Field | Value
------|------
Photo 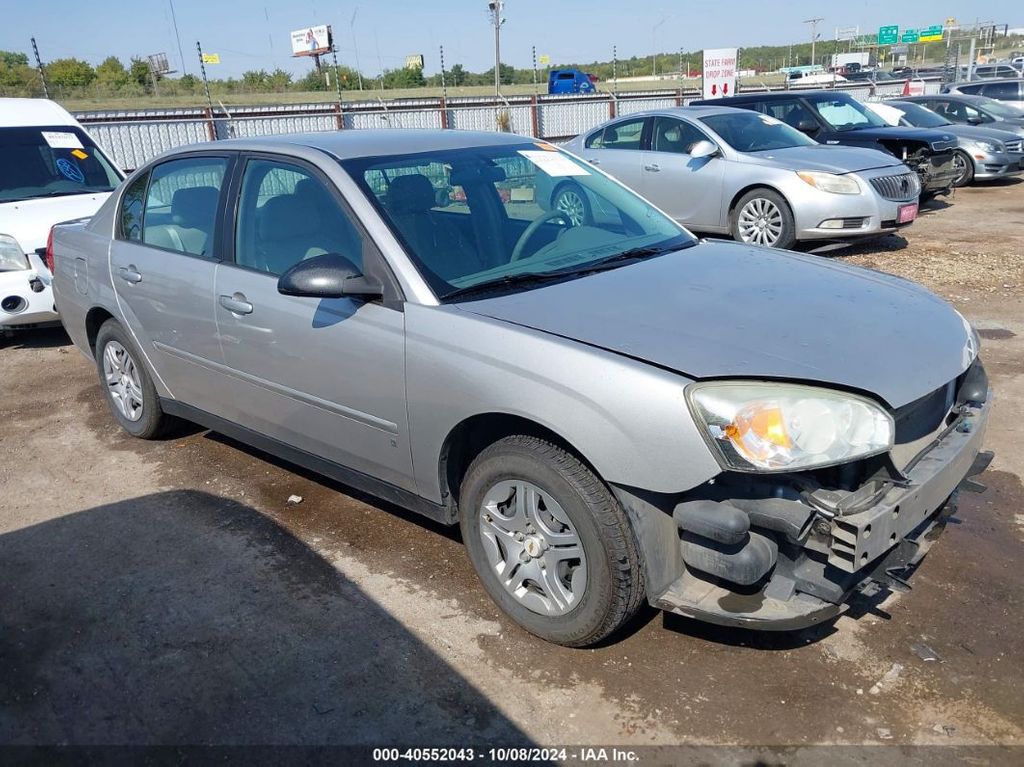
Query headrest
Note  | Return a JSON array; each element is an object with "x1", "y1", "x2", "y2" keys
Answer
[
  {"x1": 171, "y1": 186, "x2": 219, "y2": 229},
  {"x1": 604, "y1": 126, "x2": 618, "y2": 142},
  {"x1": 385, "y1": 174, "x2": 436, "y2": 214},
  {"x1": 258, "y1": 195, "x2": 322, "y2": 240}
]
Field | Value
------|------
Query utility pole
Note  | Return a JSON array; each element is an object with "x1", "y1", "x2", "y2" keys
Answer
[
  {"x1": 168, "y1": 0, "x2": 187, "y2": 74},
  {"x1": 350, "y1": 8, "x2": 364, "y2": 91},
  {"x1": 30, "y1": 36, "x2": 48, "y2": 99},
  {"x1": 804, "y1": 17, "x2": 824, "y2": 67},
  {"x1": 651, "y1": 15, "x2": 667, "y2": 77},
  {"x1": 488, "y1": 1, "x2": 505, "y2": 96}
]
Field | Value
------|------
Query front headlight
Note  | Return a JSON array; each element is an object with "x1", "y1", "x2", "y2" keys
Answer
[
  {"x1": 0, "y1": 234, "x2": 30, "y2": 272},
  {"x1": 687, "y1": 382, "x2": 894, "y2": 472},
  {"x1": 963, "y1": 139, "x2": 1002, "y2": 153},
  {"x1": 796, "y1": 170, "x2": 861, "y2": 195}
]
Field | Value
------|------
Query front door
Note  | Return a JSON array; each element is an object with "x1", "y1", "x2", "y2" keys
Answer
[
  {"x1": 108, "y1": 154, "x2": 231, "y2": 412},
  {"x1": 641, "y1": 116, "x2": 726, "y2": 229},
  {"x1": 213, "y1": 155, "x2": 413, "y2": 489},
  {"x1": 579, "y1": 116, "x2": 648, "y2": 193}
]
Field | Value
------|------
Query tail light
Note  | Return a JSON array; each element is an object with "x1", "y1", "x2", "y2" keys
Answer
[{"x1": 45, "y1": 226, "x2": 55, "y2": 274}]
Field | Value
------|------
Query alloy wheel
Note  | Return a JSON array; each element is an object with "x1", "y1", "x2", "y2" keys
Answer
[
  {"x1": 102, "y1": 340, "x2": 144, "y2": 422},
  {"x1": 478, "y1": 479, "x2": 587, "y2": 616},
  {"x1": 737, "y1": 197, "x2": 784, "y2": 247},
  {"x1": 951, "y1": 152, "x2": 971, "y2": 186},
  {"x1": 554, "y1": 189, "x2": 587, "y2": 227}
]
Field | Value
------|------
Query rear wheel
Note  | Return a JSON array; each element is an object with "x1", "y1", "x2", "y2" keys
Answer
[
  {"x1": 459, "y1": 435, "x2": 645, "y2": 647},
  {"x1": 951, "y1": 149, "x2": 975, "y2": 187},
  {"x1": 94, "y1": 319, "x2": 170, "y2": 439},
  {"x1": 731, "y1": 188, "x2": 796, "y2": 249}
]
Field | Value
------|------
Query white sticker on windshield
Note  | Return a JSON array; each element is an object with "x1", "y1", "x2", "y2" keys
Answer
[
  {"x1": 518, "y1": 150, "x2": 589, "y2": 177},
  {"x1": 41, "y1": 131, "x2": 84, "y2": 149}
]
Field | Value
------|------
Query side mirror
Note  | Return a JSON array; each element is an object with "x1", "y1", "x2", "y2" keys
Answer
[
  {"x1": 795, "y1": 118, "x2": 819, "y2": 134},
  {"x1": 689, "y1": 140, "x2": 719, "y2": 159},
  {"x1": 277, "y1": 253, "x2": 383, "y2": 300}
]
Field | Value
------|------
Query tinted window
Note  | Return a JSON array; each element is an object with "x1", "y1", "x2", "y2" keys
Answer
[
  {"x1": 0, "y1": 126, "x2": 122, "y2": 203},
  {"x1": 806, "y1": 94, "x2": 887, "y2": 130},
  {"x1": 981, "y1": 82, "x2": 1021, "y2": 100},
  {"x1": 650, "y1": 117, "x2": 710, "y2": 154},
  {"x1": 585, "y1": 117, "x2": 645, "y2": 150},
  {"x1": 119, "y1": 172, "x2": 149, "y2": 241},
  {"x1": 888, "y1": 102, "x2": 950, "y2": 129},
  {"x1": 142, "y1": 157, "x2": 227, "y2": 258},
  {"x1": 955, "y1": 82, "x2": 984, "y2": 95},
  {"x1": 342, "y1": 143, "x2": 690, "y2": 300},
  {"x1": 751, "y1": 99, "x2": 817, "y2": 130},
  {"x1": 234, "y1": 158, "x2": 363, "y2": 276}
]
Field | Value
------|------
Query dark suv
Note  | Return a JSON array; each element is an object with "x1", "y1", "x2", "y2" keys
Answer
[{"x1": 692, "y1": 90, "x2": 959, "y2": 198}]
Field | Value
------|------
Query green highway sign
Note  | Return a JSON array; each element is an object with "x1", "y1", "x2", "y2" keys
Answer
[
  {"x1": 901, "y1": 29, "x2": 920, "y2": 43},
  {"x1": 919, "y1": 25, "x2": 944, "y2": 42},
  {"x1": 878, "y1": 25, "x2": 899, "y2": 45}
]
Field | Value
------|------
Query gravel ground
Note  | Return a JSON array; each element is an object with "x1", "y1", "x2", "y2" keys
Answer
[{"x1": 0, "y1": 179, "x2": 1022, "y2": 761}]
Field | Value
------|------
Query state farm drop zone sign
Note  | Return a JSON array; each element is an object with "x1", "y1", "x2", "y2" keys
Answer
[{"x1": 702, "y1": 48, "x2": 738, "y2": 99}]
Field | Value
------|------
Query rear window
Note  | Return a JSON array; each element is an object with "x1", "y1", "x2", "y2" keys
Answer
[{"x1": 0, "y1": 126, "x2": 122, "y2": 203}]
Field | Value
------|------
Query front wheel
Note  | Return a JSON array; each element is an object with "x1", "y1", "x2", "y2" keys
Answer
[
  {"x1": 459, "y1": 436, "x2": 645, "y2": 647},
  {"x1": 951, "y1": 150, "x2": 975, "y2": 187},
  {"x1": 551, "y1": 183, "x2": 592, "y2": 227},
  {"x1": 731, "y1": 188, "x2": 796, "y2": 249}
]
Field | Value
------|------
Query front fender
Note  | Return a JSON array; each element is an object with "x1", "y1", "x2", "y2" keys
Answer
[{"x1": 404, "y1": 303, "x2": 722, "y2": 503}]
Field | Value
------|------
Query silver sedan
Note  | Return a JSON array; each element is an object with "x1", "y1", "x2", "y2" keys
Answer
[{"x1": 558, "y1": 106, "x2": 921, "y2": 249}]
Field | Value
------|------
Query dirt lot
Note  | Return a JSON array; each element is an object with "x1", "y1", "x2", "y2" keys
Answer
[{"x1": 1, "y1": 180, "x2": 1022, "y2": 759}]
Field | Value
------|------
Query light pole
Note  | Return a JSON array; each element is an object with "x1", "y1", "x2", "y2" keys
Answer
[
  {"x1": 488, "y1": 1, "x2": 505, "y2": 96},
  {"x1": 651, "y1": 15, "x2": 667, "y2": 77},
  {"x1": 804, "y1": 17, "x2": 824, "y2": 67},
  {"x1": 350, "y1": 7, "x2": 364, "y2": 91}
]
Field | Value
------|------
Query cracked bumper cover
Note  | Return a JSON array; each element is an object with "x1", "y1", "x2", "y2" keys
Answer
[{"x1": 652, "y1": 396, "x2": 991, "y2": 631}]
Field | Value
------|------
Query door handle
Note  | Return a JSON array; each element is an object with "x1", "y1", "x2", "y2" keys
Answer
[
  {"x1": 118, "y1": 265, "x2": 142, "y2": 284},
  {"x1": 644, "y1": 164, "x2": 661, "y2": 172},
  {"x1": 218, "y1": 293, "x2": 254, "y2": 315}
]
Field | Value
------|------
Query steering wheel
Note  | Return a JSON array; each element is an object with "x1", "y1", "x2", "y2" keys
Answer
[{"x1": 510, "y1": 210, "x2": 571, "y2": 262}]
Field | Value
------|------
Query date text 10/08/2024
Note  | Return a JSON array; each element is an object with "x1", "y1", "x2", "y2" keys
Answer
[{"x1": 372, "y1": 747, "x2": 640, "y2": 762}]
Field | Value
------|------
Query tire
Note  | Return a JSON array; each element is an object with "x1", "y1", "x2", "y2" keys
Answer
[
  {"x1": 551, "y1": 182, "x2": 592, "y2": 227},
  {"x1": 459, "y1": 435, "x2": 645, "y2": 647},
  {"x1": 730, "y1": 188, "x2": 797, "y2": 250},
  {"x1": 951, "y1": 149, "x2": 975, "y2": 187},
  {"x1": 94, "y1": 319, "x2": 170, "y2": 439}
]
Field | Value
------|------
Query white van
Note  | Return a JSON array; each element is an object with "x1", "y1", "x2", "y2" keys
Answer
[{"x1": 1, "y1": 99, "x2": 123, "y2": 330}]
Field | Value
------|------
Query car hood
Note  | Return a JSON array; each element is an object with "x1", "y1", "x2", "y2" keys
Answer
[
  {"x1": 744, "y1": 144, "x2": 902, "y2": 174},
  {"x1": 460, "y1": 241, "x2": 974, "y2": 409},
  {"x1": 945, "y1": 123, "x2": 1024, "y2": 144},
  {"x1": 831, "y1": 125, "x2": 958, "y2": 146},
  {"x1": 0, "y1": 192, "x2": 111, "y2": 253}
]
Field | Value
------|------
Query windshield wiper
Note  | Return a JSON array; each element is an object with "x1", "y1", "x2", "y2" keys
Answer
[{"x1": 442, "y1": 270, "x2": 577, "y2": 302}]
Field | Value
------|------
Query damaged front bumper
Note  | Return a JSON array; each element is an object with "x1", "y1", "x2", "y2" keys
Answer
[{"x1": 648, "y1": 379, "x2": 992, "y2": 632}]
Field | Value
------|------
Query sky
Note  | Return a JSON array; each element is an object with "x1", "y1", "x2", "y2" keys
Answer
[{"x1": 1, "y1": 0, "x2": 1021, "y2": 79}]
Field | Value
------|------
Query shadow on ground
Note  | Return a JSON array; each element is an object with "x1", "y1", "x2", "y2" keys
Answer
[{"x1": 0, "y1": 490, "x2": 529, "y2": 746}]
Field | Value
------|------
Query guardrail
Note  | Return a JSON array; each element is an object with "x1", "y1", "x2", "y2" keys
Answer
[{"x1": 75, "y1": 79, "x2": 942, "y2": 171}]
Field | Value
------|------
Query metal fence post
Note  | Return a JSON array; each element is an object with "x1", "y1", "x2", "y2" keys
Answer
[{"x1": 530, "y1": 95, "x2": 539, "y2": 138}]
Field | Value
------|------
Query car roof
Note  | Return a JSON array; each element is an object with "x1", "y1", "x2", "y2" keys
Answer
[
  {"x1": 160, "y1": 129, "x2": 534, "y2": 161},
  {"x1": 692, "y1": 90, "x2": 844, "y2": 104},
  {"x1": 950, "y1": 78, "x2": 1023, "y2": 86},
  {"x1": 0, "y1": 98, "x2": 79, "y2": 128},
  {"x1": 608, "y1": 105, "x2": 761, "y2": 120}
]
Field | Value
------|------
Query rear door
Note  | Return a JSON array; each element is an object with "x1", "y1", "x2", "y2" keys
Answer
[
  {"x1": 640, "y1": 115, "x2": 726, "y2": 229},
  {"x1": 577, "y1": 116, "x2": 649, "y2": 192},
  {"x1": 213, "y1": 154, "x2": 414, "y2": 489},
  {"x1": 109, "y1": 153, "x2": 232, "y2": 411}
]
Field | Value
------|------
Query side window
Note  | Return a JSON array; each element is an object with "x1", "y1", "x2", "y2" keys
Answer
[
  {"x1": 982, "y1": 82, "x2": 1020, "y2": 100},
  {"x1": 142, "y1": 157, "x2": 227, "y2": 258},
  {"x1": 587, "y1": 118, "x2": 645, "y2": 151},
  {"x1": 119, "y1": 172, "x2": 149, "y2": 242},
  {"x1": 956, "y1": 83, "x2": 983, "y2": 95},
  {"x1": 963, "y1": 104, "x2": 991, "y2": 123},
  {"x1": 234, "y1": 158, "x2": 363, "y2": 277},
  {"x1": 651, "y1": 117, "x2": 711, "y2": 154},
  {"x1": 764, "y1": 100, "x2": 812, "y2": 128}
]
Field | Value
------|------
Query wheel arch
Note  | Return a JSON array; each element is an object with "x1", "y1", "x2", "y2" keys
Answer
[
  {"x1": 727, "y1": 183, "x2": 791, "y2": 218},
  {"x1": 85, "y1": 306, "x2": 116, "y2": 353},
  {"x1": 438, "y1": 411, "x2": 603, "y2": 519}
]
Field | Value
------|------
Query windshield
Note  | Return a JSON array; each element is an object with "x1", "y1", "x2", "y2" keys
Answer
[
  {"x1": 974, "y1": 97, "x2": 1024, "y2": 119},
  {"x1": 806, "y1": 93, "x2": 889, "y2": 131},
  {"x1": 342, "y1": 143, "x2": 692, "y2": 301},
  {"x1": 890, "y1": 101, "x2": 951, "y2": 128},
  {"x1": 0, "y1": 126, "x2": 123, "y2": 203},
  {"x1": 700, "y1": 112, "x2": 817, "y2": 152}
]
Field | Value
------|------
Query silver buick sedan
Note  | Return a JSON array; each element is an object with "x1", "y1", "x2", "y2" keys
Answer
[
  {"x1": 558, "y1": 106, "x2": 921, "y2": 248},
  {"x1": 52, "y1": 130, "x2": 990, "y2": 647}
]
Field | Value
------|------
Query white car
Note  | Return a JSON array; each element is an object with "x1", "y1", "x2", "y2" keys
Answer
[{"x1": 1, "y1": 99, "x2": 123, "y2": 330}]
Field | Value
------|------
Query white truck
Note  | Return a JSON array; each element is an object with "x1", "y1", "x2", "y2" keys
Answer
[
  {"x1": 1, "y1": 99, "x2": 122, "y2": 332},
  {"x1": 831, "y1": 52, "x2": 872, "y2": 72}
]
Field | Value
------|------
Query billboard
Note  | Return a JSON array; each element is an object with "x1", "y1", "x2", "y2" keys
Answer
[
  {"x1": 405, "y1": 54, "x2": 425, "y2": 70},
  {"x1": 702, "y1": 48, "x2": 737, "y2": 99},
  {"x1": 291, "y1": 25, "x2": 332, "y2": 57}
]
